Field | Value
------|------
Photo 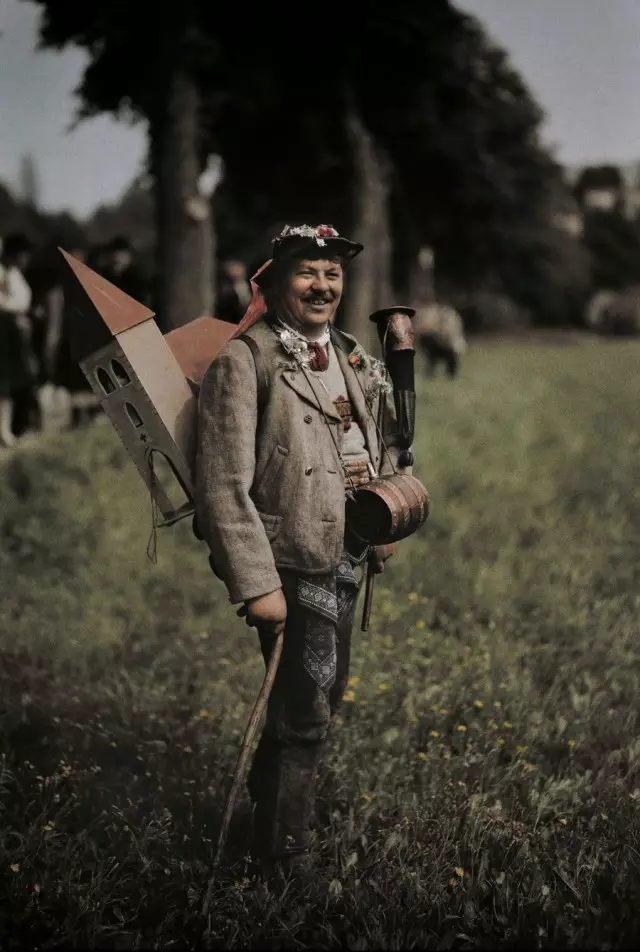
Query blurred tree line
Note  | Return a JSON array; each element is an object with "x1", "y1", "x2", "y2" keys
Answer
[{"x1": 13, "y1": 0, "x2": 640, "y2": 338}]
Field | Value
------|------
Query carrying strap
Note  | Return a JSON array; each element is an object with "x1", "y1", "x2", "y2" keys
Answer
[{"x1": 237, "y1": 333, "x2": 269, "y2": 424}]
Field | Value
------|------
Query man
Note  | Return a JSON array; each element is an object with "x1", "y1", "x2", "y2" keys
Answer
[
  {"x1": 40, "y1": 242, "x2": 102, "y2": 428},
  {"x1": 102, "y1": 236, "x2": 150, "y2": 306},
  {"x1": 195, "y1": 224, "x2": 409, "y2": 885},
  {"x1": 215, "y1": 258, "x2": 252, "y2": 324},
  {"x1": 0, "y1": 233, "x2": 36, "y2": 446}
]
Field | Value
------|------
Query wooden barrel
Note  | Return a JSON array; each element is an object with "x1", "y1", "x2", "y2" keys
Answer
[{"x1": 345, "y1": 473, "x2": 430, "y2": 545}]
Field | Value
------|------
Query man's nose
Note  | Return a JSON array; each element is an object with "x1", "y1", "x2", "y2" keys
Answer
[{"x1": 311, "y1": 275, "x2": 330, "y2": 292}]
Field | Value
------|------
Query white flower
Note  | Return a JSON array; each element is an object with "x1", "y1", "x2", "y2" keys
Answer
[
  {"x1": 274, "y1": 323, "x2": 313, "y2": 367},
  {"x1": 274, "y1": 224, "x2": 339, "y2": 248}
]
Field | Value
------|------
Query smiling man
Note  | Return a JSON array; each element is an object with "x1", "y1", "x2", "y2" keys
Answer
[{"x1": 195, "y1": 224, "x2": 408, "y2": 888}]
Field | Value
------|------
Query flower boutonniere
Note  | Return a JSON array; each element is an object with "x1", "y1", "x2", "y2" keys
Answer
[
  {"x1": 273, "y1": 323, "x2": 313, "y2": 368},
  {"x1": 346, "y1": 343, "x2": 393, "y2": 405}
]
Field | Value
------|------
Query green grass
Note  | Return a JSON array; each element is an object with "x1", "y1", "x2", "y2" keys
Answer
[{"x1": 1, "y1": 337, "x2": 639, "y2": 949}]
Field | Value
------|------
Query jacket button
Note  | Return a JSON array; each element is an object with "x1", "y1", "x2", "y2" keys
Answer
[
  {"x1": 304, "y1": 414, "x2": 313, "y2": 424},
  {"x1": 305, "y1": 466, "x2": 313, "y2": 475}
]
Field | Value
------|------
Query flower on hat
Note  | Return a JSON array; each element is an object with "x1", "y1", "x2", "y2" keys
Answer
[
  {"x1": 316, "y1": 225, "x2": 338, "y2": 238},
  {"x1": 275, "y1": 223, "x2": 340, "y2": 248}
]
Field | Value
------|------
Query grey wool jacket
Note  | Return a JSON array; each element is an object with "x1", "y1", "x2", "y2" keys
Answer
[{"x1": 194, "y1": 316, "x2": 410, "y2": 604}]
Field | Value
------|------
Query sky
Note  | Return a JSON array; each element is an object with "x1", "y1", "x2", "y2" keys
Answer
[{"x1": 1, "y1": 0, "x2": 640, "y2": 219}]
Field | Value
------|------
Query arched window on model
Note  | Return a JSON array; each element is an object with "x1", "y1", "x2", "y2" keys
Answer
[
  {"x1": 148, "y1": 449, "x2": 191, "y2": 516},
  {"x1": 111, "y1": 359, "x2": 131, "y2": 386},
  {"x1": 96, "y1": 367, "x2": 116, "y2": 394},
  {"x1": 125, "y1": 402, "x2": 144, "y2": 428}
]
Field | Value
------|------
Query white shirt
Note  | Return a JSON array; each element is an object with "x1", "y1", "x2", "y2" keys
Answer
[{"x1": 0, "y1": 264, "x2": 32, "y2": 315}]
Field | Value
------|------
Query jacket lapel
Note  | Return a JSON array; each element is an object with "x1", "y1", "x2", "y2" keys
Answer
[
  {"x1": 281, "y1": 363, "x2": 342, "y2": 423},
  {"x1": 332, "y1": 332, "x2": 380, "y2": 465}
]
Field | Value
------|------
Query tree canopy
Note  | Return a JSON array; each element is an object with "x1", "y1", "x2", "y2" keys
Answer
[{"x1": 22, "y1": 0, "x2": 589, "y2": 325}]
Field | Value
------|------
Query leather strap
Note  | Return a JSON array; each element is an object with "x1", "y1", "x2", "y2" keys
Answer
[{"x1": 237, "y1": 333, "x2": 269, "y2": 424}]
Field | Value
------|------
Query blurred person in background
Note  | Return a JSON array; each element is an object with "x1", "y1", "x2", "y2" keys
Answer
[
  {"x1": 40, "y1": 242, "x2": 102, "y2": 429},
  {"x1": 0, "y1": 233, "x2": 37, "y2": 446},
  {"x1": 102, "y1": 236, "x2": 150, "y2": 306},
  {"x1": 215, "y1": 258, "x2": 252, "y2": 324}
]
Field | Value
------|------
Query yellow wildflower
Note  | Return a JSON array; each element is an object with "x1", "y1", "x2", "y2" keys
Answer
[
  {"x1": 362, "y1": 792, "x2": 373, "y2": 802},
  {"x1": 430, "y1": 705, "x2": 440, "y2": 713},
  {"x1": 10, "y1": 863, "x2": 19, "y2": 873},
  {"x1": 455, "y1": 867, "x2": 465, "y2": 878},
  {"x1": 343, "y1": 690, "x2": 356, "y2": 702},
  {"x1": 429, "y1": 730, "x2": 440, "y2": 738},
  {"x1": 440, "y1": 708, "x2": 449, "y2": 715},
  {"x1": 568, "y1": 739, "x2": 576, "y2": 748},
  {"x1": 516, "y1": 745, "x2": 528, "y2": 754},
  {"x1": 409, "y1": 715, "x2": 419, "y2": 725},
  {"x1": 347, "y1": 677, "x2": 360, "y2": 687},
  {"x1": 488, "y1": 720, "x2": 499, "y2": 730},
  {"x1": 456, "y1": 724, "x2": 467, "y2": 733},
  {"x1": 415, "y1": 620, "x2": 426, "y2": 630},
  {"x1": 417, "y1": 752, "x2": 429, "y2": 761},
  {"x1": 378, "y1": 682, "x2": 390, "y2": 692},
  {"x1": 408, "y1": 592, "x2": 419, "y2": 603},
  {"x1": 494, "y1": 701, "x2": 502, "y2": 709},
  {"x1": 503, "y1": 721, "x2": 513, "y2": 729},
  {"x1": 443, "y1": 751, "x2": 452, "y2": 760},
  {"x1": 497, "y1": 738, "x2": 505, "y2": 747},
  {"x1": 525, "y1": 763, "x2": 537, "y2": 772},
  {"x1": 473, "y1": 700, "x2": 484, "y2": 710}
]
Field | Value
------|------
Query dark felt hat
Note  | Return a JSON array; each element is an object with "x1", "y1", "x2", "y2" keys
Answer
[{"x1": 254, "y1": 224, "x2": 363, "y2": 288}]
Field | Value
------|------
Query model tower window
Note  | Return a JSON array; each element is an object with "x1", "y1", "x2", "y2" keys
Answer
[
  {"x1": 148, "y1": 450, "x2": 191, "y2": 512},
  {"x1": 111, "y1": 359, "x2": 131, "y2": 386},
  {"x1": 96, "y1": 367, "x2": 116, "y2": 394},
  {"x1": 125, "y1": 402, "x2": 144, "y2": 428}
]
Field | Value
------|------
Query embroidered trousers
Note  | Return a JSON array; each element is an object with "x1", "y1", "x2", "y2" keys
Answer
[{"x1": 247, "y1": 554, "x2": 364, "y2": 860}]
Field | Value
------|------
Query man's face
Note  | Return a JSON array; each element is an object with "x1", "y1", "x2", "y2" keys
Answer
[
  {"x1": 15, "y1": 250, "x2": 31, "y2": 272},
  {"x1": 111, "y1": 248, "x2": 132, "y2": 272},
  {"x1": 225, "y1": 260, "x2": 246, "y2": 281},
  {"x1": 276, "y1": 257, "x2": 344, "y2": 332}
]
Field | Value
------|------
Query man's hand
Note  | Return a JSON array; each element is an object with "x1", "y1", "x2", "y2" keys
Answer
[
  {"x1": 373, "y1": 543, "x2": 397, "y2": 574},
  {"x1": 237, "y1": 588, "x2": 287, "y2": 635}
]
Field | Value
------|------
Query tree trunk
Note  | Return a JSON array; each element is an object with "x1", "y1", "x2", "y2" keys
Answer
[
  {"x1": 151, "y1": 67, "x2": 214, "y2": 331},
  {"x1": 341, "y1": 88, "x2": 392, "y2": 352}
]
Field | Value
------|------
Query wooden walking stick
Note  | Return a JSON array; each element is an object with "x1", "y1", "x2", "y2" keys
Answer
[{"x1": 202, "y1": 627, "x2": 284, "y2": 914}]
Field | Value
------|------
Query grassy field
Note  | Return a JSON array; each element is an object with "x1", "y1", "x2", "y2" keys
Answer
[{"x1": 1, "y1": 337, "x2": 639, "y2": 949}]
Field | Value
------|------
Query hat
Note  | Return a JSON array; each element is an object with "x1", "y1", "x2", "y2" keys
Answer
[
  {"x1": 106, "y1": 235, "x2": 133, "y2": 253},
  {"x1": 254, "y1": 224, "x2": 363, "y2": 288},
  {"x1": 2, "y1": 232, "x2": 33, "y2": 259}
]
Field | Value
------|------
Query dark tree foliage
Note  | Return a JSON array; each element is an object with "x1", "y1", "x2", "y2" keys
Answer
[{"x1": 23, "y1": 0, "x2": 582, "y2": 324}]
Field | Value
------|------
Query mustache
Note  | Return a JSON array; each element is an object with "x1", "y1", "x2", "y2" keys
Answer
[{"x1": 302, "y1": 292, "x2": 335, "y2": 302}]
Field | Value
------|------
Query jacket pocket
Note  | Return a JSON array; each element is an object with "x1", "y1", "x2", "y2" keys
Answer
[
  {"x1": 259, "y1": 442, "x2": 289, "y2": 483},
  {"x1": 258, "y1": 511, "x2": 282, "y2": 542}
]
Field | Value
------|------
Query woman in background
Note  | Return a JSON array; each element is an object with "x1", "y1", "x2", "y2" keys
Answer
[{"x1": 0, "y1": 233, "x2": 36, "y2": 447}]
